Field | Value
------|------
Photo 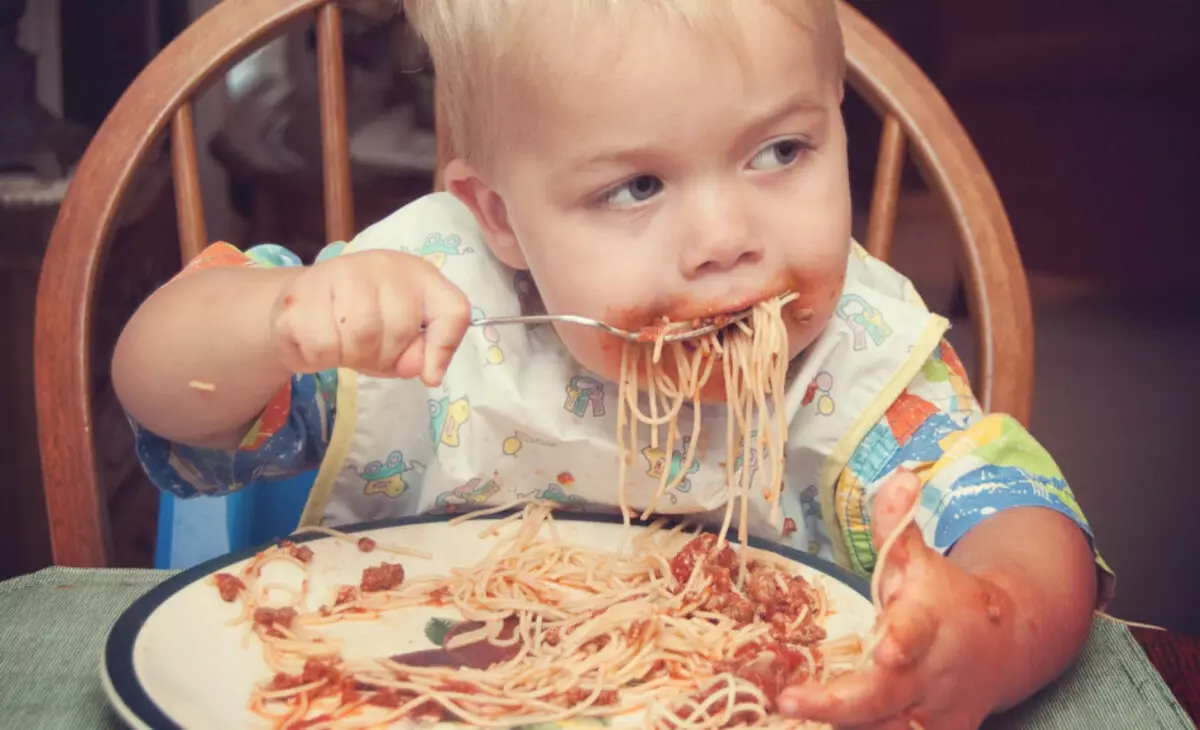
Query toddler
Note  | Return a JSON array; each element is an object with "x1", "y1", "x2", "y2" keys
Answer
[{"x1": 113, "y1": 1, "x2": 1109, "y2": 727}]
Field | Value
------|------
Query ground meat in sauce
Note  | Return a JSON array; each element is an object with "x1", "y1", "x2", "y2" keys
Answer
[
  {"x1": 705, "y1": 587, "x2": 756, "y2": 624},
  {"x1": 253, "y1": 606, "x2": 298, "y2": 630},
  {"x1": 436, "y1": 680, "x2": 483, "y2": 697},
  {"x1": 428, "y1": 586, "x2": 450, "y2": 605},
  {"x1": 744, "y1": 569, "x2": 779, "y2": 606},
  {"x1": 669, "y1": 534, "x2": 738, "y2": 587},
  {"x1": 333, "y1": 585, "x2": 358, "y2": 606},
  {"x1": 286, "y1": 543, "x2": 314, "y2": 563},
  {"x1": 669, "y1": 535, "x2": 712, "y2": 586},
  {"x1": 714, "y1": 642, "x2": 823, "y2": 708},
  {"x1": 669, "y1": 536, "x2": 827, "y2": 645},
  {"x1": 301, "y1": 659, "x2": 340, "y2": 686},
  {"x1": 339, "y1": 677, "x2": 360, "y2": 704},
  {"x1": 786, "y1": 620, "x2": 827, "y2": 645},
  {"x1": 368, "y1": 688, "x2": 408, "y2": 708},
  {"x1": 214, "y1": 573, "x2": 245, "y2": 602},
  {"x1": 744, "y1": 568, "x2": 824, "y2": 639},
  {"x1": 268, "y1": 671, "x2": 305, "y2": 692},
  {"x1": 357, "y1": 536, "x2": 377, "y2": 553},
  {"x1": 361, "y1": 562, "x2": 405, "y2": 592},
  {"x1": 268, "y1": 659, "x2": 344, "y2": 697}
]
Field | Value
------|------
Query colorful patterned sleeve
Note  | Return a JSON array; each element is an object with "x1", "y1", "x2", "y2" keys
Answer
[
  {"x1": 130, "y1": 241, "x2": 347, "y2": 498},
  {"x1": 833, "y1": 339, "x2": 1115, "y2": 606}
]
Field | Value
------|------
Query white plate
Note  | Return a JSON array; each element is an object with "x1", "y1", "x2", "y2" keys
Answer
[{"x1": 103, "y1": 511, "x2": 875, "y2": 729}]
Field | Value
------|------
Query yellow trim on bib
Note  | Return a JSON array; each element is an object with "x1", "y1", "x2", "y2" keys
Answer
[
  {"x1": 297, "y1": 235, "x2": 369, "y2": 527},
  {"x1": 817, "y1": 315, "x2": 950, "y2": 570},
  {"x1": 299, "y1": 367, "x2": 360, "y2": 527}
]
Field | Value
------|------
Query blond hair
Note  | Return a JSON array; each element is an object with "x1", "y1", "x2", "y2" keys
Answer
[{"x1": 404, "y1": 0, "x2": 844, "y2": 171}]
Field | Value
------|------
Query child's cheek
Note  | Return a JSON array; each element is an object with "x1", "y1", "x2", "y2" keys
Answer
[
  {"x1": 777, "y1": 263, "x2": 846, "y2": 354},
  {"x1": 554, "y1": 326, "x2": 626, "y2": 384},
  {"x1": 784, "y1": 261, "x2": 846, "y2": 319}
]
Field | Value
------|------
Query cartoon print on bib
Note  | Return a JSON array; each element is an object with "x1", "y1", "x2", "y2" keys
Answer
[
  {"x1": 470, "y1": 305, "x2": 505, "y2": 366},
  {"x1": 429, "y1": 396, "x2": 470, "y2": 448},
  {"x1": 731, "y1": 432, "x2": 766, "y2": 493},
  {"x1": 802, "y1": 372, "x2": 836, "y2": 416},
  {"x1": 501, "y1": 431, "x2": 555, "y2": 457},
  {"x1": 518, "y1": 473, "x2": 586, "y2": 510},
  {"x1": 799, "y1": 485, "x2": 826, "y2": 555},
  {"x1": 404, "y1": 232, "x2": 473, "y2": 269},
  {"x1": 563, "y1": 376, "x2": 607, "y2": 418},
  {"x1": 836, "y1": 294, "x2": 892, "y2": 351},
  {"x1": 642, "y1": 436, "x2": 702, "y2": 504},
  {"x1": 352, "y1": 450, "x2": 423, "y2": 498},
  {"x1": 433, "y1": 477, "x2": 501, "y2": 513}
]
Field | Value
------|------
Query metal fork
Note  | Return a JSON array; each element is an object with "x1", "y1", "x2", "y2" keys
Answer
[{"x1": 470, "y1": 308, "x2": 754, "y2": 343}]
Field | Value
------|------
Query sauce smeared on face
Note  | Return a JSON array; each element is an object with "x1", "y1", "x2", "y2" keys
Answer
[{"x1": 597, "y1": 266, "x2": 845, "y2": 401}]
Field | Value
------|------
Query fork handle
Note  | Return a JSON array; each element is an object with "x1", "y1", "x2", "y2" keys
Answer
[
  {"x1": 472, "y1": 314, "x2": 597, "y2": 328},
  {"x1": 471, "y1": 313, "x2": 628, "y2": 339}
]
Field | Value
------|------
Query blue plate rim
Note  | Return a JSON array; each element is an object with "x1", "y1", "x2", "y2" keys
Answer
[{"x1": 104, "y1": 509, "x2": 871, "y2": 730}]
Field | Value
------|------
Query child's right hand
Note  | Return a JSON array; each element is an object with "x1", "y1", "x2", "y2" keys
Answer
[{"x1": 270, "y1": 250, "x2": 471, "y2": 386}]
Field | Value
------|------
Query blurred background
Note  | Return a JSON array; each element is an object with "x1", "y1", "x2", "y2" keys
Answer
[{"x1": 1, "y1": 0, "x2": 1197, "y2": 631}]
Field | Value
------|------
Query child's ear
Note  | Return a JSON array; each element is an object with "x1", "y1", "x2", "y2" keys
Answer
[{"x1": 443, "y1": 159, "x2": 528, "y2": 270}]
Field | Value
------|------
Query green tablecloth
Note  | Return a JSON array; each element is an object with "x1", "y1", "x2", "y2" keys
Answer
[{"x1": 0, "y1": 567, "x2": 1193, "y2": 729}]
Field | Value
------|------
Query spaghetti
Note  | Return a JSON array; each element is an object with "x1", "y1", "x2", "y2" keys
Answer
[
  {"x1": 211, "y1": 297, "x2": 911, "y2": 728},
  {"x1": 213, "y1": 503, "x2": 863, "y2": 729},
  {"x1": 616, "y1": 295, "x2": 797, "y2": 565}
]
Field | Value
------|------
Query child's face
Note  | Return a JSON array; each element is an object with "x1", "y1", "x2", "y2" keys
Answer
[{"x1": 449, "y1": 0, "x2": 850, "y2": 388}]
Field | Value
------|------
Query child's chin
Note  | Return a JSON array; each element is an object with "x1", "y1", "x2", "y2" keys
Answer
[{"x1": 694, "y1": 374, "x2": 733, "y2": 404}]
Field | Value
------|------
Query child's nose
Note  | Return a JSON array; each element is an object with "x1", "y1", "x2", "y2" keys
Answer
[{"x1": 682, "y1": 210, "x2": 764, "y2": 279}]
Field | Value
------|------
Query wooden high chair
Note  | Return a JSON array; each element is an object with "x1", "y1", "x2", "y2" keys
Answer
[{"x1": 33, "y1": 0, "x2": 1033, "y2": 567}]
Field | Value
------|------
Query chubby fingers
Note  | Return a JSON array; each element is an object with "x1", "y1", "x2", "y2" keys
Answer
[
  {"x1": 871, "y1": 469, "x2": 923, "y2": 551},
  {"x1": 417, "y1": 271, "x2": 471, "y2": 386},
  {"x1": 331, "y1": 274, "x2": 385, "y2": 369},
  {"x1": 872, "y1": 595, "x2": 940, "y2": 669},
  {"x1": 273, "y1": 278, "x2": 342, "y2": 373},
  {"x1": 778, "y1": 659, "x2": 921, "y2": 726},
  {"x1": 272, "y1": 251, "x2": 470, "y2": 383}
]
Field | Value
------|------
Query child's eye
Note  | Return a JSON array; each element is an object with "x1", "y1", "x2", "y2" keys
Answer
[
  {"x1": 601, "y1": 175, "x2": 663, "y2": 207},
  {"x1": 748, "y1": 138, "x2": 807, "y2": 171}
]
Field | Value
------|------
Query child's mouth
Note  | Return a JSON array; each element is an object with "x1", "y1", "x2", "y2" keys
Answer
[
  {"x1": 633, "y1": 306, "x2": 755, "y2": 344},
  {"x1": 643, "y1": 291, "x2": 805, "y2": 351}
]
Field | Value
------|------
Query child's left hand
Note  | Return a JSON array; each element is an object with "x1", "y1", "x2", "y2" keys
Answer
[{"x1": 778, "y1": 470, "x2": 1017, "y2": 729}]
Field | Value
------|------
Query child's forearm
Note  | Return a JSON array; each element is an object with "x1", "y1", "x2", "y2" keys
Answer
[
  {"x1": 113, "y1": 265, "x2": 300, "y2": 450},
  {"x1": 948, "y1": 506, "x2": 1097, "y2": 712}
]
